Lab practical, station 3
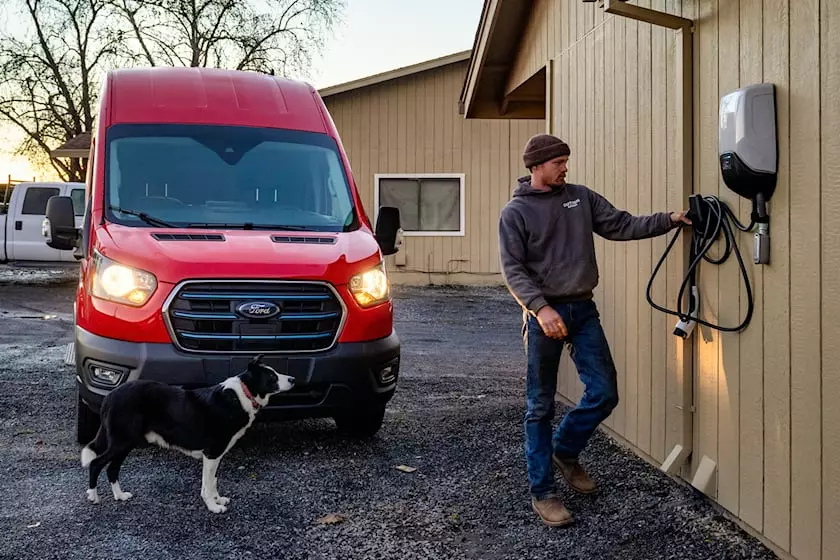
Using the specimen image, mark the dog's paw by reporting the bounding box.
[111,482,133,501]
[113,490,133,501]
[86,489,100,504]
[204,500,228,514]
[214,496,230,506]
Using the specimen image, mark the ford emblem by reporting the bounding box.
[236,301,281,320]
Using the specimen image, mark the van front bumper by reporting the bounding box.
[74,326,400,421]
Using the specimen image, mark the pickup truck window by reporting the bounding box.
[22,187,60,215]
[70,188,85,216]
[103,123,358,232]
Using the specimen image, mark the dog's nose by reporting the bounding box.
[288,376,296,386]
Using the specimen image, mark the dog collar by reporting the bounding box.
[240,381,261,410]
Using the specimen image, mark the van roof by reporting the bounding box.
[106,67,328,134]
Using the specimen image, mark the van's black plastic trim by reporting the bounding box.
[74,326,400,421]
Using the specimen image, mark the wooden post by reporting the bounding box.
[601,0,696,477]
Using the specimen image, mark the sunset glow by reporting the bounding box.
[0,124,61,183]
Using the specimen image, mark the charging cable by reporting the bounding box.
[645,194,755,338]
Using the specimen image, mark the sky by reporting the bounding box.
[0,0,484,182]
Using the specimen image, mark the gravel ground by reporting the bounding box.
[0,267,777,560]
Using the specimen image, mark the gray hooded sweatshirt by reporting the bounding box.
[498,177,676,314]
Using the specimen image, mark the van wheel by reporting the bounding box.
[77,393,100,445]
[333,403,386,439]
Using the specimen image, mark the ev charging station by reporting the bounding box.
[646,82,779,339]
[719,82,778,265]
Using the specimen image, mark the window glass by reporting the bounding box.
[105,124,357,232]
[21,187,60,215]
[70,188,86,216]
[379,177,461,232]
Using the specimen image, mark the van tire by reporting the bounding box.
[333,403,386,439]
[77,393,100,445]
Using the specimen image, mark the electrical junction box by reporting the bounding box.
[718,83,778,202]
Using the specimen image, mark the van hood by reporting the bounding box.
[95,223,382,285]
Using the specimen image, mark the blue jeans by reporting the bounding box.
[522,299,619,499]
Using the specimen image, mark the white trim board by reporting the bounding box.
[373,173,466,237]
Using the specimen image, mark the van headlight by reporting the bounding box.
[92,251,157,306]
[349,261,390,307]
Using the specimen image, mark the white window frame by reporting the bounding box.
[373,173,466,237]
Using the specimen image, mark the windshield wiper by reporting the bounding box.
[185,222,313,231]
[109,206,177,228]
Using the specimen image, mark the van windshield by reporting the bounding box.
[104,123,357,232]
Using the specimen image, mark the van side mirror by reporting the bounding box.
[375,206,402,256]
[43,195,80,251]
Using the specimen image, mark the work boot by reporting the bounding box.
[531,495,574,527]
[553,454,597,494]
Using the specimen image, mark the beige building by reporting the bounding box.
[460,1,838,559]
[320,52,544,284]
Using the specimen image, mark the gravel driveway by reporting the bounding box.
[0,267,777,559]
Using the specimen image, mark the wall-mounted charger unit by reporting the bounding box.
[646,83,777,335]
[718,82,778,264]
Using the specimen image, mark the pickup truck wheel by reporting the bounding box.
[333,403,386,439]
[77,393,100,445]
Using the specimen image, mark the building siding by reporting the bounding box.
[500,1,839,559]
[323,62,544,285]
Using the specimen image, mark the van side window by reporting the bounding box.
[21,187,60,215]
[70,188,86,216]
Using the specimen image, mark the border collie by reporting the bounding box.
[80,354,296,513]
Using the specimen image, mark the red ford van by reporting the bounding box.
[43,67,403,444]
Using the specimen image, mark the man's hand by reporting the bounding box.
[536,306,568,340]
[671,210,692,226]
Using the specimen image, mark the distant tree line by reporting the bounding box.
[0,0,344,181]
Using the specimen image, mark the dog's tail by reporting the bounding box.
[81,425,107,468]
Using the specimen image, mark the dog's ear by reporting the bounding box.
[248,354,264,369]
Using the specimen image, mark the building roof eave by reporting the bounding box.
[319,50,472,98]
[459,0,544,120]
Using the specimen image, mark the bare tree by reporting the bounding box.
[110,0,343,74]
[0,0,122,181]
[0,0,344,181]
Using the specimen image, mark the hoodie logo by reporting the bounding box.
[563,198,581,209]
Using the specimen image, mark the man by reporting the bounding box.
[498,133,690,527]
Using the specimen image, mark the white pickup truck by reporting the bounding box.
[1,181,85,263]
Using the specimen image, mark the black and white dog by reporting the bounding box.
[80,354,296,513]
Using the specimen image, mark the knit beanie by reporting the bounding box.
[522,133,571,168]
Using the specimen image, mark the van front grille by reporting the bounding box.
[164,281,344,353]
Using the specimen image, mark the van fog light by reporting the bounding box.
[93,367,122,385]
[374,357,399,385]
[86,362,128,388]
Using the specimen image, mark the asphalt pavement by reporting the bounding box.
[0,265,777,559]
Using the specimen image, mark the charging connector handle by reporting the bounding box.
[752,192,770,264]
[646,194,755,334]
[673,286,699,339]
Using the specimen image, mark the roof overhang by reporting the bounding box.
[458,0,544,120]
[50,147,90,158]
[50,131,91,159]
[319,50,472,98]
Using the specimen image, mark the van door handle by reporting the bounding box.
[14,221,22,230]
